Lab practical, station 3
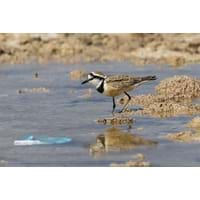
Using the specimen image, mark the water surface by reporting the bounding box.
[0,62,200,166]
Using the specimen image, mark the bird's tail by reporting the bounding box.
[132,75,157,86]
[141,75,157,81]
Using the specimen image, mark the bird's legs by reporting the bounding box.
[112,97,116,115]
[119,92,131,113]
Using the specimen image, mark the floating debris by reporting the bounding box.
[110,153,151,167]
[17,87,50,94]
[96,116,134,125]
[14,135,72,146]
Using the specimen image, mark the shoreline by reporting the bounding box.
[1,33,200,66]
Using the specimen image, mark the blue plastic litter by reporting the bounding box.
[14,135,72,146]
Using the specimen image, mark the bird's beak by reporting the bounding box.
[81,78,93,84]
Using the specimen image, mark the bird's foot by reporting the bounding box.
[118,110,123,114]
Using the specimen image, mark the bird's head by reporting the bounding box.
[81,72,106,87]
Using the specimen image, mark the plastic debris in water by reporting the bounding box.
[14,135,72,146]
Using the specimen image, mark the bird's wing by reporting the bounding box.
[106,75,142,89]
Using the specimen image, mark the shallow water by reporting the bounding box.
[0,62,200,166]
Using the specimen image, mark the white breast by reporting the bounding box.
[89,78,100,86]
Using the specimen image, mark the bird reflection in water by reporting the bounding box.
[89,127,157,157]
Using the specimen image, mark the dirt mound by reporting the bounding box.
[156,75,200,101]
[119,75,200,117]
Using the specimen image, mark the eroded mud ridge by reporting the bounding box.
[2,33,200,66]
[119,75,200,117]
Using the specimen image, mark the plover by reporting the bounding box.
[82,72,157,114]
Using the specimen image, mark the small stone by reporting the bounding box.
[33,72,39,78]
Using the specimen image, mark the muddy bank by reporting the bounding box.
[119,75,200,117]
[1,34,200,66]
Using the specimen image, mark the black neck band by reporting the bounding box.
[97,80,104,93]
